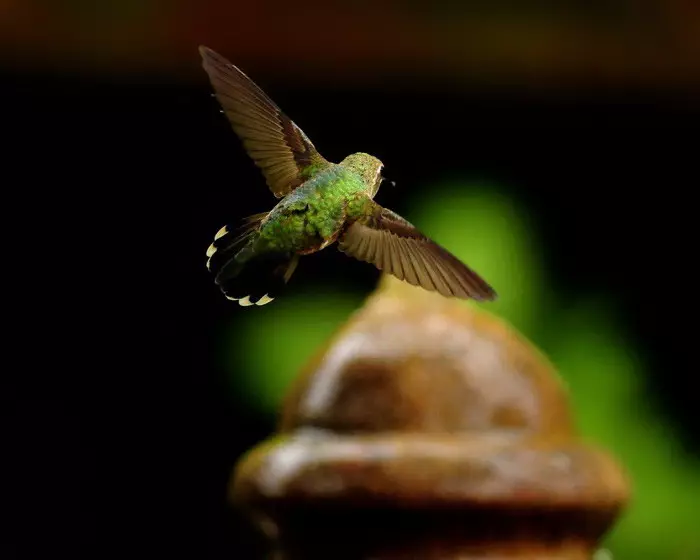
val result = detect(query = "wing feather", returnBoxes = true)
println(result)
[338,201,497,301]
[199,46,331,198]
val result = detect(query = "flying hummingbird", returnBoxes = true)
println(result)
[200,46,497,307]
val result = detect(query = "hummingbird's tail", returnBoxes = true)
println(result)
[206,214,299,306]
[216,250,299,306]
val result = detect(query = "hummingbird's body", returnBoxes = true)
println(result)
[251,161,371,255]
[200,46,497,307]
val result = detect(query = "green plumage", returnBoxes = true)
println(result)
[200,46,497,307]
[253,164,369,255]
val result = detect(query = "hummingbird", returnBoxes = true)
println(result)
[200,46,496,307]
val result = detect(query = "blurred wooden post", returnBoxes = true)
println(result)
[232,276,630,559]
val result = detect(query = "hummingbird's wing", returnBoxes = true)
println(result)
[338,202,497,301]
[199,46,331,198]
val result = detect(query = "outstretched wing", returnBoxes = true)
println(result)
[338,201,497,301]
[199,46,331,198]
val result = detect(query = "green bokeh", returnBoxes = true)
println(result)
[221,288,362,413]
[542,297,700,558]
[407,182,544,334]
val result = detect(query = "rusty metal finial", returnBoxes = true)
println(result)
[232,276,630,559]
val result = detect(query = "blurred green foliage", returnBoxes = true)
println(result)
[219,179,699,559]
[222,289,363,413]
[545,302,700,559]
[408,183,545,334]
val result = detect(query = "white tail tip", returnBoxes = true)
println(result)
[255,294,274,306]
[214,225,228,240]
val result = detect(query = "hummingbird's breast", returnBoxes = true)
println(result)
[256,165,367,254]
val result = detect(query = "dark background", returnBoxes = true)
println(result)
[6,2,699,558]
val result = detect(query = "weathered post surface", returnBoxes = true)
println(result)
[232,277,630,559]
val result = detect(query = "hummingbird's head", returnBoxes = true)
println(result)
[340,152,385,197]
